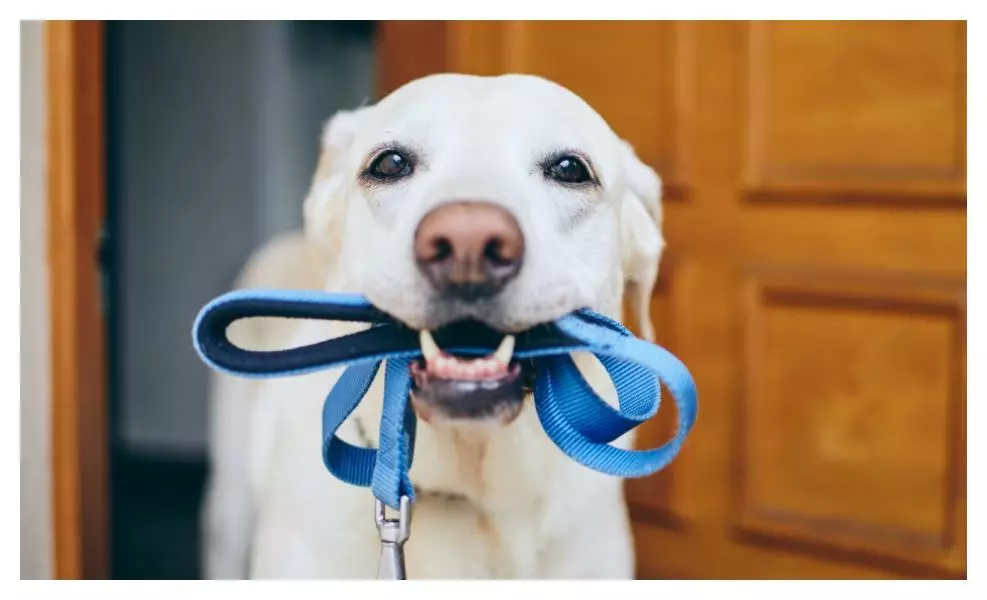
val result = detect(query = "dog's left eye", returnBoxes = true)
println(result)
[367,150,413,180]
[545,156,592,185]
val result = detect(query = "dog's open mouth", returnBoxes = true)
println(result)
[409,325,532,424]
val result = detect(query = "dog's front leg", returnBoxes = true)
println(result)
[249,454,381,579]
[538,483,636,579]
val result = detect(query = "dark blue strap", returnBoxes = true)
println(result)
[192,289,698,509]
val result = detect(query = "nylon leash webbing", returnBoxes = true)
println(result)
[192,288,698,511]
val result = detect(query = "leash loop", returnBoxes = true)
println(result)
[192,289,698,510]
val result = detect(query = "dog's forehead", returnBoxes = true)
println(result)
[360,74,617,152]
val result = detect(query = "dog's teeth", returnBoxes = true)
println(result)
[419,330,440,361]
[492,335,515,365]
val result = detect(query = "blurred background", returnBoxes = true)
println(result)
[21,20,966,580]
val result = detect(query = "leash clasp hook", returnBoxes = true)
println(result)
[375,495,411,580]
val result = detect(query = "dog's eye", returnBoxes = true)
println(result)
[368,150,413,180]
[545,156,592,185]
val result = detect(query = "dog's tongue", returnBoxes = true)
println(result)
[419,330,514,381]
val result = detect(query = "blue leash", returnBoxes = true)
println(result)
[192,288,698,510]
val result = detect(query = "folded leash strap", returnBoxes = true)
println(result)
[192,288,698,509]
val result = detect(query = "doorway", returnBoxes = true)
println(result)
[103,21,375,579]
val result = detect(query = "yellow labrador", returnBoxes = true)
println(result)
[202,73,665,579]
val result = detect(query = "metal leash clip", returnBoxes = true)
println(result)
[375,496,411,580]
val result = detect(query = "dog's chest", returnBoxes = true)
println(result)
[403,494,547,579]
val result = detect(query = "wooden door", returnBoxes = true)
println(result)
[377,20,966,579]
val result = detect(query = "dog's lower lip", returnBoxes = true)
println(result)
[410,360,526,422]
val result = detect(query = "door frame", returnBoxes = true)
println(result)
[45,19,109,579]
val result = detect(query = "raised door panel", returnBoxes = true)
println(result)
[745,21,966,199]
[738,273,965,574]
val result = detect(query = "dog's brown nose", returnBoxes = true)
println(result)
[414,201,524,300]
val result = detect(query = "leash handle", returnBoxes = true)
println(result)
[192,288,580,380]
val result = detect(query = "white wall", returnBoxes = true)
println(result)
[20,19,53,580]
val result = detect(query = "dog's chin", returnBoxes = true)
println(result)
[410,376,527,427]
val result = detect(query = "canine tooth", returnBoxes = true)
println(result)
[492,335,515,365]
[419,330,440,361]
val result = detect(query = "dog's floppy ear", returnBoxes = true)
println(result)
[617,140,665,341]
[303,106,373,259]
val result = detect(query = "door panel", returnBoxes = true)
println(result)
[377,19,966,579]
[740,273,965,573]
[745,21,965,197]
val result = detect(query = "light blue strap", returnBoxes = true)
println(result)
[370,358,417,505]
[322,361,380,487]
[532,314,697,478]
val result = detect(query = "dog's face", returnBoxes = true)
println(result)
[305,74,664,424]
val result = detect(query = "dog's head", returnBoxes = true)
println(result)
[304,74,664,425]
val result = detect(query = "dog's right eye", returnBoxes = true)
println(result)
[542,153,597,187]
[366,150,413,180]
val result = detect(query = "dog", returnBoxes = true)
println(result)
[201,73,665,579]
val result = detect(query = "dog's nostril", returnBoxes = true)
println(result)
[431,237,453,263]
[483,239,508,266]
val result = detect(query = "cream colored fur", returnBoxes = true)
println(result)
[203,74,664,579]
